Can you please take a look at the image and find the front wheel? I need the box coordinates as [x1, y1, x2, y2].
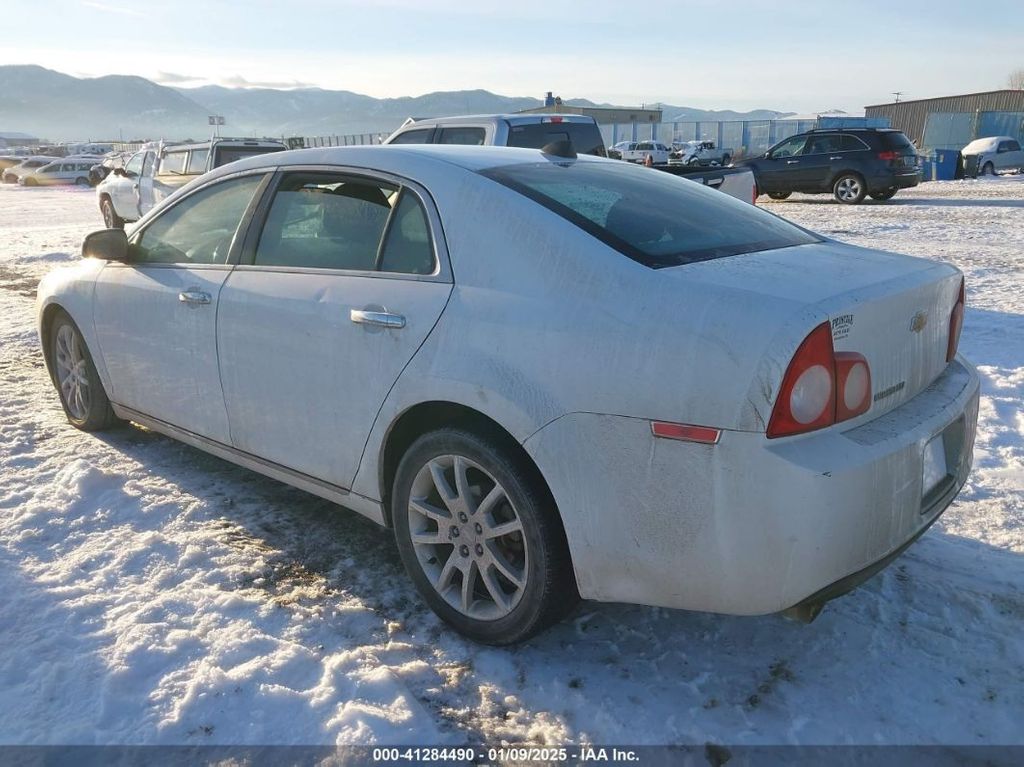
[50, 312, 118, 431]
[833, 173, 866, 204]
[392, 428, 577, 644]
[100, 197, 124, 229]
[75, 177, 89, 187]
[767, 191, 791, 200]
[982, 162, 995, 176]
[870, 187, 898, 201]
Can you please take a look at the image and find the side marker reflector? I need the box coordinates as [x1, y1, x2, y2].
[651, 421, 721, 444]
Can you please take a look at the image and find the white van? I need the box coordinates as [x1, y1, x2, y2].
[18, 159, 97, 187]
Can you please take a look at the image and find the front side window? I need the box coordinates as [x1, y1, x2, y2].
[437, 127, 486, 145]
[481, 161, 821, 268]
[770, 135, 808, 158]
[255, 173, 397, 271]
[124, 152, 145, 177]
[132, 174, 262, 265]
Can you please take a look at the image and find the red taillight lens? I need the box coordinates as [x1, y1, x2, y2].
[947, 278, 965, 362]
[766, 322, 836, 438]
[767, 324, 875, 439]
[835, 353, 871, 421]
[877, 150, 899, 161]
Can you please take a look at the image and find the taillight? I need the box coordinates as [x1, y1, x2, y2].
[835, 353, 871, 421]
[766, 323, 836, 438]
[947, 278, 965, 362]
[767, 323, 874, 439]
[877, 150, 899, 161]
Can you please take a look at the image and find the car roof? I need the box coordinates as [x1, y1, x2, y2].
[204, 143, 607, 181]
[402, 113, 596, 126]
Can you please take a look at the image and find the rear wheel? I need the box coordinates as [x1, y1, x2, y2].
[767, 191, 791, 200]
[722, 154, 731, 166]
[392, 428, 577, 644]
[100, 197, 124, 229]
[833, 173, 866, 204]
[24, 177, 37, 187]
[74, 176, 89, 187]
[50, 312, 118, 431]
[870, 187, 898, 201]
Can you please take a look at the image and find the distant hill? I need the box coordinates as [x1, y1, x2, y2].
[0, 65, 795, 142]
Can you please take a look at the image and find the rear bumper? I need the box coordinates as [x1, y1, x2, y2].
[870, 169, 920, 191]
[524, 357, 980, 615]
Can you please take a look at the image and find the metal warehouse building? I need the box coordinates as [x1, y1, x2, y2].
[865, 90, 1024, 151]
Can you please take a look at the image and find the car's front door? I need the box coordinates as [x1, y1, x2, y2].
[216, 169, 452, 489]
[759, 135, 809, 191]
[996, 139, 1023, 171]
[92, 172, 266, 443]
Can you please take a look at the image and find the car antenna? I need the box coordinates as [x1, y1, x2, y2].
[540, 140, 577, 159]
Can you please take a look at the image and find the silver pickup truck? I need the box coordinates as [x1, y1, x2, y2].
[385, 113, 755, 204]
[96, 138, 286, 228]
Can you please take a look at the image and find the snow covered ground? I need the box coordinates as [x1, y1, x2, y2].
[0, 178, 1022, 747]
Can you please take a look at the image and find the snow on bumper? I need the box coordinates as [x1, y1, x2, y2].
[524, 356, 980, 615]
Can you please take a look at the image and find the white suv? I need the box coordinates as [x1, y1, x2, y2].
[384, 114, 607, 156]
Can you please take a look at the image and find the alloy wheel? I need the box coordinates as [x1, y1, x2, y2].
[54, 324, 91, 421]
[407, 454, 529, 620]
[835, 177, 862, 202]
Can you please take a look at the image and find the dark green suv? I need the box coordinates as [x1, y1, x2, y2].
[739, 128, 920, 204]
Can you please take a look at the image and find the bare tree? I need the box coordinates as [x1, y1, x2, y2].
[1009, 68, 1024, 89]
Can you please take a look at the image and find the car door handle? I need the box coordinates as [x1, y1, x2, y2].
[351, 309, 406, 329]
[178, 290, 211, 305]
[785, 159, 800, 164]
[829, 156, 843, 160]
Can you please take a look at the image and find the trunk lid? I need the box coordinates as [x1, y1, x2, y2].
[663, 241, 963, 424]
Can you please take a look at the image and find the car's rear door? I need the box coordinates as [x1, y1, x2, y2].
[216, 168, 452, 489]
[799, 133, 844, 189]
[92, 172, 268, 443]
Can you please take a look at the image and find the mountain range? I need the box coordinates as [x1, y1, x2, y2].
[0, 65, 795, 142]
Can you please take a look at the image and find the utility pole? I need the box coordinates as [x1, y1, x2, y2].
[891, 91, 904, 103]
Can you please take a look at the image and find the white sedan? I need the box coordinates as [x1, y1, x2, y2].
[37, 144, 979, 643]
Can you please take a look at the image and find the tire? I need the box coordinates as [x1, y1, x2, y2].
[392, 428, 578, 645]
[24, 177, 36, 187]
[833, 173, 866, 204]
[75, 177, 89, 187]
[982, 162, 995, 176]
[49, 311, 119, 431]
[100, 196, 125, 229]
[870, 187, 898, 201]
[722, 155, 731, 166]
[767, 191, 791, 200]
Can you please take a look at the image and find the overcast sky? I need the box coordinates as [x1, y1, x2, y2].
[3, 0, 1021, 113]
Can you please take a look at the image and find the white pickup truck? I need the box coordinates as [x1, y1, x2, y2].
[97, 137, 286, 228]
[669, 140, 734, 167]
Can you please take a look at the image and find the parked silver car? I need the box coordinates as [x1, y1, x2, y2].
[962, 136, 1024, 175]
[38, 145, 978, 643]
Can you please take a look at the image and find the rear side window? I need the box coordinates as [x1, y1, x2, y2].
[437, 127, 485, 145]
[481, 161, 820, 268]
[188, 148, 210, 173]
[255, 172, 397, 271]
[389, 129, 432, 144]
[840, 135, 870, 151]
[215, 146, 285, 167]
[379, 191, 435, 275]
[161, 151, 187, 175]
[506, 122, 607, 157]
[805, 134, 842, 154]
[880, 132, 915, 150]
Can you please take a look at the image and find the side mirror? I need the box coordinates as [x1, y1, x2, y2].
[82, 229, 128, 261]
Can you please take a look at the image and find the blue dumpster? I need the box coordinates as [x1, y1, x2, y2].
[919, 156, 935, 181]
[932, 149, 961, 180]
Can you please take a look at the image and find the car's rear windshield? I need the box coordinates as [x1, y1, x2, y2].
[480, 161, 821, 268]
[879, 131, 915, 151]
[505, 122, 607, 157]
[214, 145, 286, 167]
